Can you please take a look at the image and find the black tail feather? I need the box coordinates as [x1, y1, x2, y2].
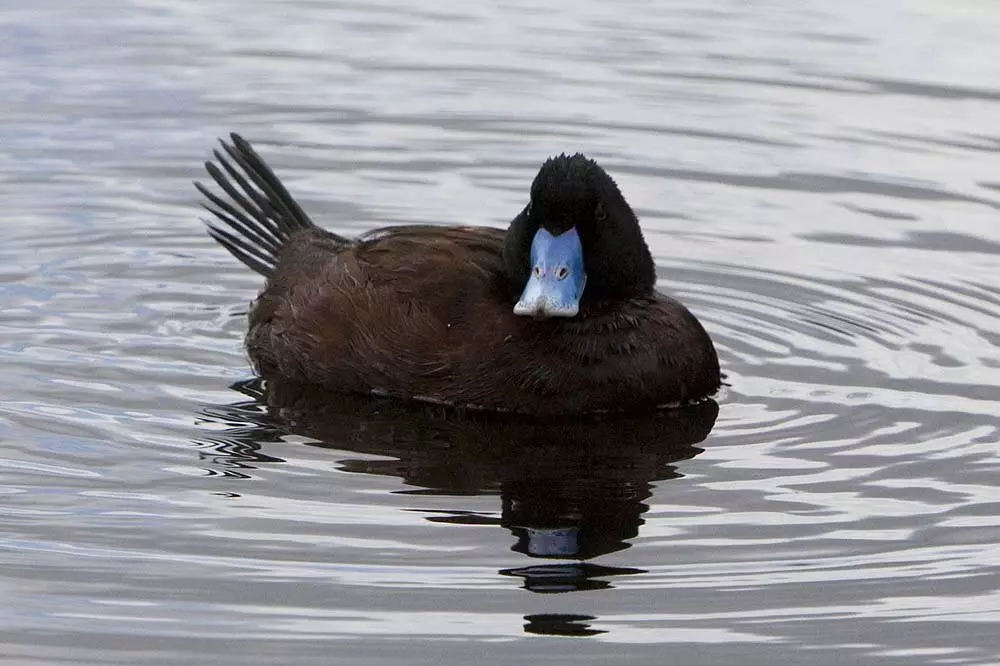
[196, 133, 343, 277]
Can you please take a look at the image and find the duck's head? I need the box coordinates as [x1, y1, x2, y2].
[504, 154, 656, 318]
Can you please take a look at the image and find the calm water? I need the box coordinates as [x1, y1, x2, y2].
[2, 1, 1000, 664]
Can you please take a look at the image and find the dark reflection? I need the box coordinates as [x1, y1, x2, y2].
[523, 614, 606, 637]
[195, 401, 287, 478]
[198, 379, 717, 575]
[501, 562, 645, 593]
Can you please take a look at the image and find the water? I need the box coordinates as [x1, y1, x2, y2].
[2, 1, 1000, 663]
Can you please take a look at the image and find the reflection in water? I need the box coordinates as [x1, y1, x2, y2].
[197, 400, 288, 478]
[198, 379, 718, 574]
[523, 614, 606, 637]
[501, 562, 646, 594]
[196, 432, 287, 479]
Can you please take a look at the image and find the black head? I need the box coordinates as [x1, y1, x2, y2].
[503, 154, 656, 315]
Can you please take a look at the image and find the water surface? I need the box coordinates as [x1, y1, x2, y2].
[2, 1, 1000, 664]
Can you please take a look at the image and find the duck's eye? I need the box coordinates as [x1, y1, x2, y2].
[533, 265, 543, 278]
[595, 202, 607, 221]
[555, 266, 569, 280]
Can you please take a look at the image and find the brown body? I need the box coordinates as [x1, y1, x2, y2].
[197, 134, 722, 415]
[245, 226, 719, 414]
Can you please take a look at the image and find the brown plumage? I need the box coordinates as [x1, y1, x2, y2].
[196, 134, 722, 415]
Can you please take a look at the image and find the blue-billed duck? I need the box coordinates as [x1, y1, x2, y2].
[196, 134, 721, 415]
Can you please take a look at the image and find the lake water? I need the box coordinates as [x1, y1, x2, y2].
[2, 1, 1000, 664]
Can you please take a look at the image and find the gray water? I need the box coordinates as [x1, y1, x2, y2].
[2, 1, 1000, 664]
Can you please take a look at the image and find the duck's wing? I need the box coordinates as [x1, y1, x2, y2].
[195, 133, 348, 277]
[244, 224, 514, 398]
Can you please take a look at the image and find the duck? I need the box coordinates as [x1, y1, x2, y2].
[195, 134, 721, 415]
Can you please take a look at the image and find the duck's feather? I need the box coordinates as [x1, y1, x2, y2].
[196, 133, 344, 277]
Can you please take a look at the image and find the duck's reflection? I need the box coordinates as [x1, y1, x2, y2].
[501, 562, 645, 593]
[523, 614, 606, 637]
[198, 379, 717, 586]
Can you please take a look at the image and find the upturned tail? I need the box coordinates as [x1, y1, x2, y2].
[195, 133, 345, 277]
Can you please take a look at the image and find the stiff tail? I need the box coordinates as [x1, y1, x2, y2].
[195, 133, 343, 277]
